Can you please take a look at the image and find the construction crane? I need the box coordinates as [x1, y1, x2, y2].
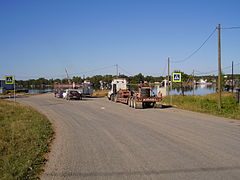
[65, 68, 71, 85]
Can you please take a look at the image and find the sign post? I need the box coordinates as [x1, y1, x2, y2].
[5, 75, 15, 103]
[171, 73, 182, 104]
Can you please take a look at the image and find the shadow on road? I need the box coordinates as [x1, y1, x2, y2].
[161, 105, 172, 109]
[84, 96, 106, 99]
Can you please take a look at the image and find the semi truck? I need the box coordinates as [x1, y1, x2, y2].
[108, 78, 163, 109]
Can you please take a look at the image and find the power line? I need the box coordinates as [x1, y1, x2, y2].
[195, 69, 218, 75]
[14, 65, 116, 80]
[195, 61, 240, 75]
[172, 27, 217, 63]
[172, 26, 240, 64]
[118, 65, 133, 76]
[221, 26, 240, 30]
[161, 61, 168, 77]
[68, 65, 115, 76]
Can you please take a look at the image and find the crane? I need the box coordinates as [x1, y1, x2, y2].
[65, 68, 71, 85]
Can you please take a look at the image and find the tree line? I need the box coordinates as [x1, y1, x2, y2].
[16, 72, 240, 89]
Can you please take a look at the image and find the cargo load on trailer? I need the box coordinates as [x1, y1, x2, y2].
[108, 78, 165, 109]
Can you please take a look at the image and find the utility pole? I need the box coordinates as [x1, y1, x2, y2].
[170, 67, 172, 105]
[167, 58, 170, 96]
[193, 69, 195, 96]
[218, 24, 222, 109]
[14, 76, 16, 103]
[116, 64, 119, 77]
[167, 57, 172, 104]
[232, 61, 234, 93]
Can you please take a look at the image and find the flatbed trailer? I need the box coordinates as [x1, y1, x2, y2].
[111, 84, 163, 109]
[113, 89, 132, 104]
[128, 95, 162, 109]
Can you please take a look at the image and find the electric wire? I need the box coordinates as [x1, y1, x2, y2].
[13, 65, 116, 80]
[172, 26, 240, 64]
[161, 61, 168, 77]
[195, 62, 240, 75]
[221, 26, 240, 30]
[172, 27, 217, 63]
[118, 65, 133, 76]
[68, 65, 115, 76]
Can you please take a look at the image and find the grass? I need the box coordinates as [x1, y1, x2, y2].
[92, 90, 109, 97]
[0, 100, 54, 180]
[163, 92, 240, 120]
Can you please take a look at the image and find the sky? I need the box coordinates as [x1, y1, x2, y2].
[0, 0, 240, 80]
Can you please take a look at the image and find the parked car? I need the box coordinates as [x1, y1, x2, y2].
[62, 90, 67, 99]
[64, 89, 82, 100]
[54, 89, 64, 98]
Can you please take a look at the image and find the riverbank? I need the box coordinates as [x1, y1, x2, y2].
[92, 90, 109, 97]
[0, 100, 54, 179]
[163, 92, 240, 120]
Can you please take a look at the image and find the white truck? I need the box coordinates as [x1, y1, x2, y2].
[77, 80, 93, 96]
[107, 78, 128, 101]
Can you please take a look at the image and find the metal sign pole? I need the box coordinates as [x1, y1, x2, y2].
[5, 75, 15, 102]
[170, 76, 173, 105]
[14, 79, 16, 103]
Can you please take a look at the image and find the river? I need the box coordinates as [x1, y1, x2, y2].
[25, 85, 216, 96]
[152, 84, 216, 96]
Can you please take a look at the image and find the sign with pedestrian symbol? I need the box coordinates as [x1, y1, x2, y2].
[172, 73, 181, 82]
[5, 75, 15, 84]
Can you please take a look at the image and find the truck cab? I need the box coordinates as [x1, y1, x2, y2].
[107, 78, 128, 100]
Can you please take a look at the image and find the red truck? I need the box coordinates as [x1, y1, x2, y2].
[109, 79, 163, 109]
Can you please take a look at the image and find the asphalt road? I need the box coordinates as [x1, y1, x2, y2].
[17, 94, 240, 180]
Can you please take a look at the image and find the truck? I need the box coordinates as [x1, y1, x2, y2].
[78, 80, 93, 96]
[108, 78, 164, 109]
[107, 78, 128, 101]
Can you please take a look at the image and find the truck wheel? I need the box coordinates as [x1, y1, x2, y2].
[132, 99, 136, 108]
[114, 95, 117, 102]
[154, 103, 163, 108]
[110, 95, 114, 101]
[128, 98, 131, 107]
[135, 103, 143, 109]
[130, 98, 133, 107]
[129, 98, 132, 108]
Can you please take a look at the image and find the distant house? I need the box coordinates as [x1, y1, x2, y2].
[198, 79, 207, 84]
[196, 79, 213, 85]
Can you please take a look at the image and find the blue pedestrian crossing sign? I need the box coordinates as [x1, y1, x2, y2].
[172, 73, 181, 82]
[5, 75, 15, 84]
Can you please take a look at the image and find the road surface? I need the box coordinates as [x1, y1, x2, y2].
[17, 94, 240, 180]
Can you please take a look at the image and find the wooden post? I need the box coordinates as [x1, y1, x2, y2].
[167, 58, 170, 96]
[193, 70, 195, 96]
[169, 58, 172, 104]
[232, 61, 234, 93]
[218, 24, 222, 109]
